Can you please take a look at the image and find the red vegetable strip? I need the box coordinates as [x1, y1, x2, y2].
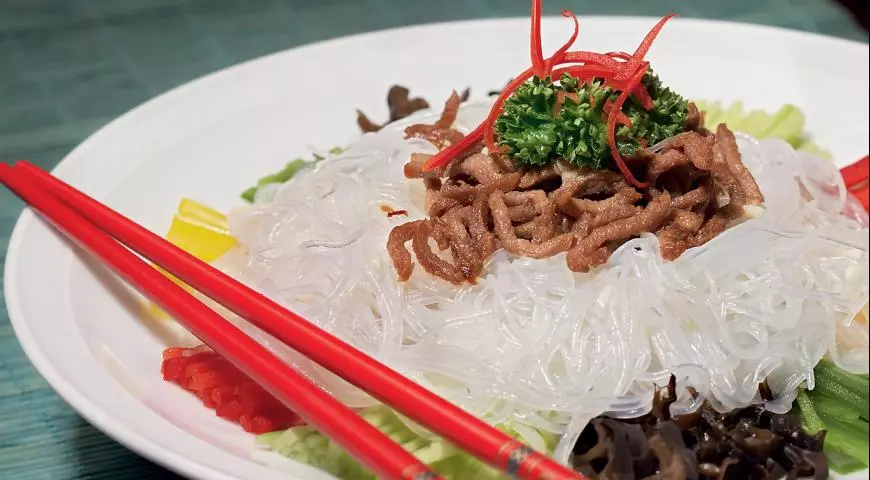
[212, 385, 234, 405]
[425, 11, 674, 188]
[841, 156, 869, 190]
[161, 347, 305, 434]
[561, 51, 621, 69]
[550, 65, 616, 81]
[606, 51, 632, 61]
[604, 99, 633, 128]
[630, 84, 654, 110]
[616, 14, 677, 80]
[424, 56, 616, 171]
[607, 64, 651, 188]
[543, 10, 581, 73]
[161, 357, 187, 381]
[530, 0, 545, 76]
[184, 357, 227, 377]
[851, 183, 869, 211]
[163, 347, 186, 360]
[422, 123, 485, 171]
[482, 69, 540, 152]
[423, 66, 537, 171]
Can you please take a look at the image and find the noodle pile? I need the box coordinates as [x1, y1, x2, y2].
[217, 102, 869, 459]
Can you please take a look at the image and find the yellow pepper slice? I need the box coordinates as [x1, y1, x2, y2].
[177, 197, 230, 231]
[147, 198, 236, 319]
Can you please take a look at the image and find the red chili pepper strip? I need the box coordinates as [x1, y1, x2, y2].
[604, 99, 633, 128]
[543, 10, 581, 73]
[607, 64, 651, 188]
[530, 0, 545, 76]
[630, 84, 654, 110]
[840, 156, 869, 190]
[550, 65, 617, 81]
[421, 123, 485, 171]
[606, 51, 632, 61]
[424, 10, 675, 187]
[481, 69, 541, 153]
[561, 51, 622, 69]
[616, 14, 677, 80]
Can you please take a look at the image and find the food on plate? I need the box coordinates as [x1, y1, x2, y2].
[151, 1, 869, 478]
[160, 346, 302, 434]
[572, 377, 829, 480]
[391, 91, 761, 282]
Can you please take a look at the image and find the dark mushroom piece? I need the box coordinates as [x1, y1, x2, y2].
[571, 376, 830, 480]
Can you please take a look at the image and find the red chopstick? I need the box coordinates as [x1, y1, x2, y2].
[0, 163, 441, 480]
[9, 160, 583, 480]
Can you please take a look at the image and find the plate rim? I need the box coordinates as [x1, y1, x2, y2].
[4, 15, 868, 480]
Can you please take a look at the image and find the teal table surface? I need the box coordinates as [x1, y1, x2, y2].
[0, 1, 866, 479]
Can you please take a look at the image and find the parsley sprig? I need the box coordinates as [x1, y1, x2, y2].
[493, 72, 689, 169]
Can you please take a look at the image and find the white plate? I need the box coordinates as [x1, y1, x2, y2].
[5, 17, 869, 480]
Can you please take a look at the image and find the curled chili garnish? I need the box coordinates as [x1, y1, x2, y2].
[615, 14, 676, 81]
[530, 0, 546, 76]
[606, 64, 651, 187]
[421, 0, 677, 188]
[482, 69, 538, 153]
[542, 10, 580, 73]
[387, 209, 409, 218]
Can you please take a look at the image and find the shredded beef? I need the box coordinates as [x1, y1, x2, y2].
[386, 98, 765, 283]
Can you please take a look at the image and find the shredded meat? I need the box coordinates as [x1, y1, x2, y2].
[671, 179, 711, 210]
[715, 124, 764, 205]
[685, 102, 706, 133]
[567, 193, 672, 272]
[461, 153, 507, 185]
[386, 99, 765, 283]
[491, 191, 572, 258]
[404, 91, 465, 149]
[403, 152, 434, 179]
[519, 164, 560, 189]
[440, 207, 484, 279]
[411, 220, 466, 284]
[387, 220, 424, 281]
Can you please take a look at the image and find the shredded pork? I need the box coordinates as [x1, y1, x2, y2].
[386, 100, 764, 284]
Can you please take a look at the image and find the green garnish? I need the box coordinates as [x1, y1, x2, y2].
[241, 147, 343, 202]
[695, 100, 830, 157]
[259, 405, 555, 479]
[796, 359, 870, 474]
[493, 71, 689, 169]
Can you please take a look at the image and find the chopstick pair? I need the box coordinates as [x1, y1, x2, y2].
[0, 162, 436, 480]
[0, 161, 582, 480]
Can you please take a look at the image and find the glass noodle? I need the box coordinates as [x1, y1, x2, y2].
[206, 102, 868, 461]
